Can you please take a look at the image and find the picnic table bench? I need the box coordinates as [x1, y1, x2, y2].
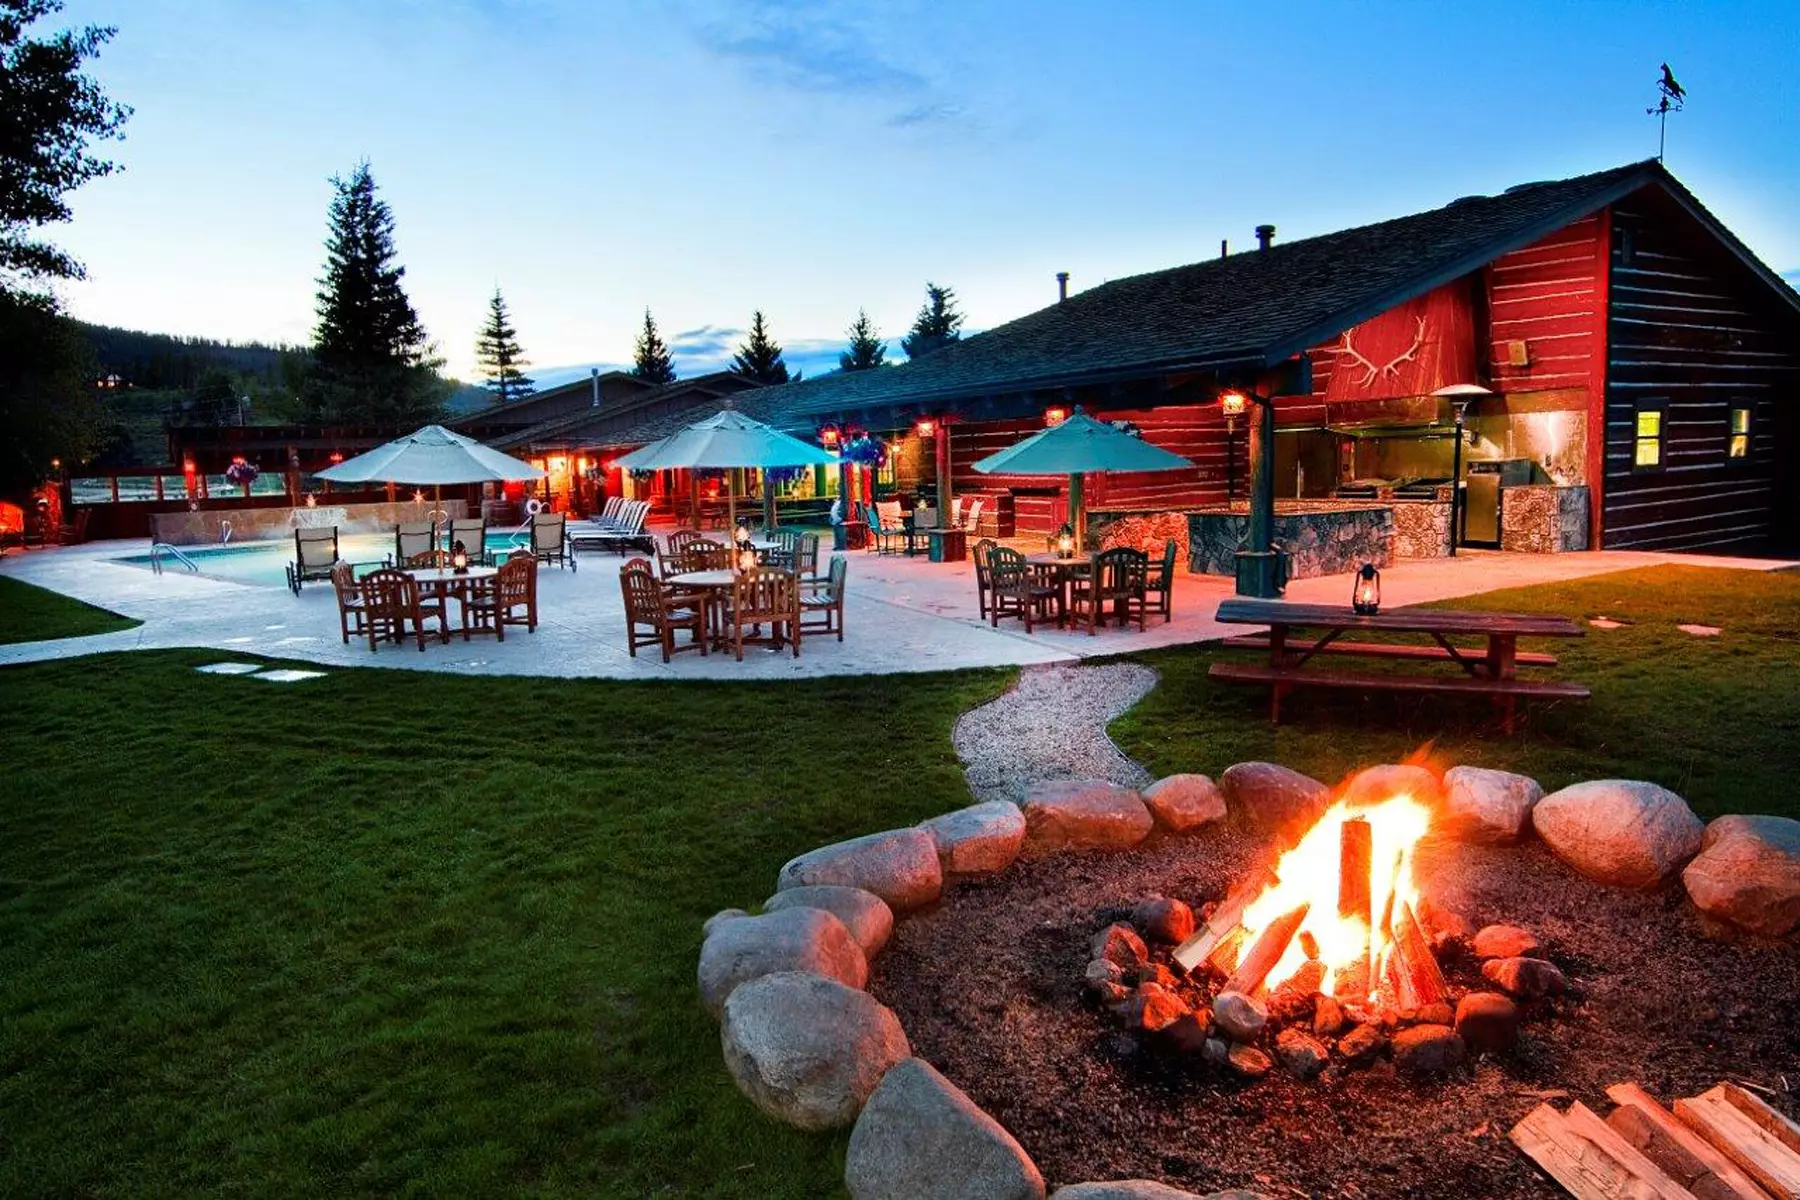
[1209, 598, 1589, 732]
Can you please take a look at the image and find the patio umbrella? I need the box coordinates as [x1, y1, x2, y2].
[315, 423, 546, 518]
[972, 406, 1192, 548]
[612, 409, 836, 530]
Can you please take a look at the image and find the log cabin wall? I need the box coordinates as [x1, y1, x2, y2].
[1483, 214, 1607, 398]
[1601, 188, 1800, 551]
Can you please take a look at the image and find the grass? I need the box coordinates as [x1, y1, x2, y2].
[2, 563, 1797, 1196]
[1112, 564, 1800, 820]
[0, 574, 139, 644]
[0, 651, 1009, 1197]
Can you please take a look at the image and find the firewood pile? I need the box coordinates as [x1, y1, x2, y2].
[1513, 1080, 1800, 1199]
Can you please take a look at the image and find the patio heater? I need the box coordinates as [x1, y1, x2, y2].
[1431, 383, 1494, 558]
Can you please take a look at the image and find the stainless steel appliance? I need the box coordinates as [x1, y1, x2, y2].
[1462, 459, 1538, 546]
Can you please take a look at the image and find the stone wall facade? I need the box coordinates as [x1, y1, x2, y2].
[1187, 503, 1395, 579]
[1087, 509, 1189, 568]
[1500, 485, 1590, 553]
[1392, 500, 1453, 559]
[149, 499, 470, 546]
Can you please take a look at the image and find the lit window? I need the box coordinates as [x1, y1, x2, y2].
[1633, 408, 1663, 469]
[1729, 407, 1751, 459]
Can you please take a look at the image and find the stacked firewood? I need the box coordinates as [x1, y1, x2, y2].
[1513, 1081, 1800, 1199]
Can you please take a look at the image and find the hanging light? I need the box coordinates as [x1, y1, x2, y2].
[1352, 562, 1381, 615]
[1043, 405, 1069, 427]
[1220, 390, 1249, 417]
[820, 425, 842, 448]
[914, 417, 936, 438]
[327, 451, 344, 464]
[451, 540, 470, 575]
[1055, 522, 1077, 560]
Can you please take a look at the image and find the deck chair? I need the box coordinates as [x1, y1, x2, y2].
[465, 554, 538, 641]
[799, 553, 848, 641]
[286, 526, 340, 594]
[620, 557, 707, 662]
[394, 521, 435, 566]
[959, 497, 985, 534]
[595, 496, 625, 527]
[530, 511, 570, 569]
[725, 567, 800, 661]
[447, 517, 486, 563]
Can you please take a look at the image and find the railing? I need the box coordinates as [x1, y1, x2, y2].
[218, 518, 232, 544]
[149, 542, 200, 575]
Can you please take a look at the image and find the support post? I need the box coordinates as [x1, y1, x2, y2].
[1069, 471, 1085, 549]
[762, 468, 777, 529]
[1234, 391, 1282, 597]
[1450, 412, 1464, 557]
[935, 424, 952, 519]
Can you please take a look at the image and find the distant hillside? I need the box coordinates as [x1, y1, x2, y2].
[76, 321, 308, 390]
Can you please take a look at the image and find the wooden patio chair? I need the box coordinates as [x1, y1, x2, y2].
[725, 567, 800, 661]
[1146, 538, 1177, 623]
[959, 497, 985, 534]
[799, 553, 849, 641]
[465, 554, 538, 641]
[330, 560, 368, 644]
[620, 557, 707, 662]
[790, 531, 821, 584]
[286, 526, 340, 594]
[405, 548, 453, 568]
[1069, 547, 1149, 635]
[359, 567, 445, 651]
[763, 528, 801, 570]
[972, 538, 998, 619]
[394, 521, 435, 566]
[988, 545, 1062, 633]
[664, 527, 707, 558]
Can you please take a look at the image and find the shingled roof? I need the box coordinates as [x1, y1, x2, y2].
[488, 371, 763, 451]
[715, 158, 1794, 434]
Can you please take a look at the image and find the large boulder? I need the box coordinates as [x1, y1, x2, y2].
[1219, 762, 1330, 835]
[1532, 780, 1704, 888]
[763, 885, 895, 958]
[919, 801, 1027, 875]
[1442, 766, 1543, 843]
[720, 971, 910, 1130]
[1340, 763, 1444, 809]
[1021, 780, 1153, 853]
[1140, 774, 1227, 833]
[699, 907, 868, 1017]
[845, 1057, 1046, 1200]
[1682, 815, 1800, 938]
[778, 827, 943, 911]
[1051, 1184, 1235, 1199]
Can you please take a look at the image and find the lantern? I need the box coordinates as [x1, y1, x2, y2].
[452, 540, 469, 574]
[1220, 390, 1249, 417]
[820, 425, 842, 448]
[304, 493, 317, 508]
[1043, 405, 1069, 427]
[914, 417, 936, 438]
[1055, 522, 1077, 560]
[1352, 562, 1381, 615]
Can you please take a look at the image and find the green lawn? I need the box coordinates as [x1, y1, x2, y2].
[1113, 564, 1800, 820]
[0, 574, 140, 644]
[1, 564, 1796, 1197]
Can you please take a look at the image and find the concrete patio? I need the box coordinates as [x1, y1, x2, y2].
[1, 534, 1790, 680]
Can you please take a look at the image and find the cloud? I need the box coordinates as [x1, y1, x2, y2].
[887, 102, 963, 129]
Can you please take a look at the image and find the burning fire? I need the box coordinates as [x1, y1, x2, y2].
[1233, 794, 1433, 1003]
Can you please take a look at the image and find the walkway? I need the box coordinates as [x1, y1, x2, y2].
[0, 534, 1789, 679]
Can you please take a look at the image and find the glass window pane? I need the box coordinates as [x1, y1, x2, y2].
[1729, 434, 1749, 459]
[69, 478, 113, 504]
[1634, 438, 1661, 467]
[1731, 408, 1751, 434]
[1635, 410, 1662, 437]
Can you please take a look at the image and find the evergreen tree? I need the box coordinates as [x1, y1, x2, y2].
[839, 309, 886, 372]
[729, 309, 791, 385]
[475, 287, 534, 404]
[632, 308, 676, 384]
[900, 282, 964, 360]
[303, 162, 445, 424]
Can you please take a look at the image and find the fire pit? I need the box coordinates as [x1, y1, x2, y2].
[701, 762, 1800, 1198]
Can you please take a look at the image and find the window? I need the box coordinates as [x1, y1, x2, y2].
[1729, 407, 1752, 459]
[1633, 407, 1664, 469]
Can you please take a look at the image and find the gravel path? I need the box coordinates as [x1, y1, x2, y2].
[953, 662, 1159, 805]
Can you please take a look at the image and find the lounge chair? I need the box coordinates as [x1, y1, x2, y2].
[1146, 538, 1177, 623]
[330, 560, 367, 643]
[394, 521, 435, 566]
[286, 526, 340, 594]
[620, 557, 707, 662]
[958, 497, 985, 535]
[570, 500, 652, 557]
[447, 517, 486, 563]
[465, 554, 538, 641]
[799, 553, 848, 641]
[725, 567, 800, 661]
[529, 511, 572, 570]
[988, 545, 1062, 633]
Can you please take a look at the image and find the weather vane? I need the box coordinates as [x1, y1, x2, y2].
[1647, 63, 1685, 161]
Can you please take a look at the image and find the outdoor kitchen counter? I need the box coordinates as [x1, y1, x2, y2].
[1184, 500, 1395, 579]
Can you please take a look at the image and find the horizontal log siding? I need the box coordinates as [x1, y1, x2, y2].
[1483, 215, 1606, 395]
[1601, 190, 1800, 551]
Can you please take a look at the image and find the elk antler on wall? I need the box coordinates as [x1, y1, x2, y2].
[1336, 316, 1429, 387]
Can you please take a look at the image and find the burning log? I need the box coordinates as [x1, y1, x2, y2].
[1172, 869, 1272, 976]
[1384, 899, 1448, 1010]
[1338, 818, 1372, 996]
[1224, 902, 1310, 997]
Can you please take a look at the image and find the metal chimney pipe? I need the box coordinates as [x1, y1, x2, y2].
[1056, 271, 1070, 303]
[1255, 224, 1276, 253]
[1220, 239, 1229, 259]
[590, 367, 600, 407]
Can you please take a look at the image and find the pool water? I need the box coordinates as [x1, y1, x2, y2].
[113, 533, 534, 587]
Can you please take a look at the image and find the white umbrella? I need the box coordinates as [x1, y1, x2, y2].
[613, 410, 836, 529]
[315, 424, 546, 486]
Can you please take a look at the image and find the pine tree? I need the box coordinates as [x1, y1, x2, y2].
[475, 287, 534, 404]
[900, 282, 964, 360]
[632, 308, 676, 384]
[729, 309, 791, 385]
[303, 162, 445, 424]
[839, 309, 887, 372]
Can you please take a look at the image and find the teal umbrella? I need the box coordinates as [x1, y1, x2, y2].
[613, 409, 837, 528]
[972, 407, 1192, 548]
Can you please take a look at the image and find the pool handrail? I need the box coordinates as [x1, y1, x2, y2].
[149, 542, 200, 575]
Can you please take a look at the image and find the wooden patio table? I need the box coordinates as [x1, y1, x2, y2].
[666, 569, 740, 650]
[1024, 552, 1092, 628]
[403, 566, 498, 644]
[1210, 598, 1589, 732]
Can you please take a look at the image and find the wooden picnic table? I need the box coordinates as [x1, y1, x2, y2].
[1210, 598, 1589, 732]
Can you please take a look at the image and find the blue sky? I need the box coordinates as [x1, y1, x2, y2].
[49, 0, 1800, 383]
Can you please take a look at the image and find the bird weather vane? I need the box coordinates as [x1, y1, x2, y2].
[1647, 63, 1686, 161]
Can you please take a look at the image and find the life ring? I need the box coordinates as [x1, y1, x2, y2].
[524, 498, 544, 517]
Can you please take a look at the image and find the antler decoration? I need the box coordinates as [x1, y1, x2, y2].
[1336, 316, 1428, 387]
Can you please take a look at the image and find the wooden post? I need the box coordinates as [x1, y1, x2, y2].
[1223, 902, 1309, 996]
[936, 422, 952, 517]
[1339, 818, 1373, 999]
[762, 468, 777, 529]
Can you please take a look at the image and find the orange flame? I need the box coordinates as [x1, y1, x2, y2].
[1235, 794, 1432, 1002]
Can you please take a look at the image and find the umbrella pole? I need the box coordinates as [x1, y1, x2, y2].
[1069, 472, 1085, 551]
[763, 468, 777, 529]
[728, 470, 737, 531]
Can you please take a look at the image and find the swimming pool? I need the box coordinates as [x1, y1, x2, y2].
[113, 533, 535, 587]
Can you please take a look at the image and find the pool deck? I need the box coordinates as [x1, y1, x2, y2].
[0, 534, 1791, 680]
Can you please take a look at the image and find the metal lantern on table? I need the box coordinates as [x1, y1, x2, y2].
[451, 540, 469, 575]
[1352, 562, 1381, 615]
[1055, 522, 1077, 560]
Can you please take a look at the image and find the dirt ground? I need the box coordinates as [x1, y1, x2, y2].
[869, 827, 1800, 1198]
